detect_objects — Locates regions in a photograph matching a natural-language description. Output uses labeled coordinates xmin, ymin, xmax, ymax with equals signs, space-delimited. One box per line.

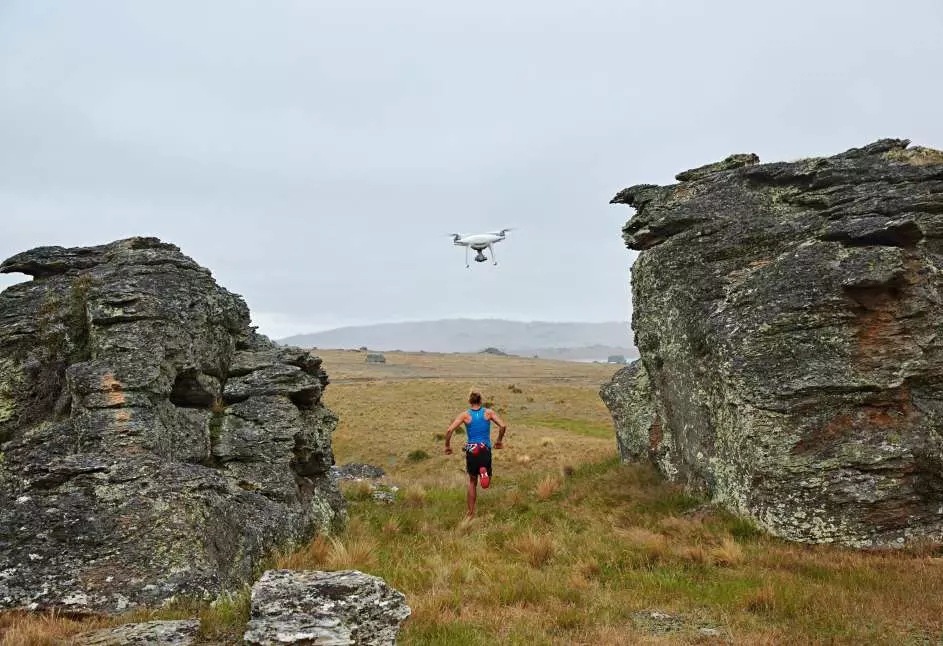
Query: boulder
xmin=330 ymin=463 xmax=386 ymax=481
xmin=74 ymin=620 xmax=200 ymax=645
xmin=600 ymin=360 xmax=659 ymax=465
xmin=0 ymin=237 xmax=345 ymax=612
xmin=604 ymin=139 xmax=943 ymax=547
xmin=243 ymin=569 xmax=411 ymax=645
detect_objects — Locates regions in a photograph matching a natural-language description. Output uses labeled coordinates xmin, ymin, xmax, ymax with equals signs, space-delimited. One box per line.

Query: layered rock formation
xmin=602 ymin=139 xmax=943 ymax=547
xmin=0 ymin=237 xmax=345 ymax=612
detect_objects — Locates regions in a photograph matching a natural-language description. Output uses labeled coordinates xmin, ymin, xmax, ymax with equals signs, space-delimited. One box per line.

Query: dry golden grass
xmin=511 ymin=532 xmax=556 ymax=568
xmin=535 ymin=474 xmax=563 ymax=501
xmin=7 ymin=351 xmax=943 ymax=645
xmin=0 ymin=612 xmax=108 ymax=646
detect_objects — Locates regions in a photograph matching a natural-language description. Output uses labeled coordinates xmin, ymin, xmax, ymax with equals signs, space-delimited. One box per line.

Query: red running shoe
xmin=479 ymin=466 xmax=490 ymax=489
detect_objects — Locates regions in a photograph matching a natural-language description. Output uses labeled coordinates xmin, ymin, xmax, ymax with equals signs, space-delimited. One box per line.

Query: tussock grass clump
xmin=404 ymin=485 xmax=428 ymax=507
xmin=512 ymin=532 xmax=556 ymax=568
xmin=406 ymin=449 xmax=430 ymax=462
xmin=535 ymin=474 xmax=562 ymax=501
xmin=276 ymin=534 xmax=331 ymax=569
xmin=710 ymin=536 xmax=745 ymax=566
xmin=326 ymin=536 xmax=378 ymax=571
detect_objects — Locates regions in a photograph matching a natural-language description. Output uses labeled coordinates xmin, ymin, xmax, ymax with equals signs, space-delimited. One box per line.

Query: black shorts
xmin=464 ymin=445 xmax=493 ymax=477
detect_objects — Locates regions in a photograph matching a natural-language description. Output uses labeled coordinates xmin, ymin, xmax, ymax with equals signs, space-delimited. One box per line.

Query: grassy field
xmin=3 ymin=350 xmax=943 ymax=645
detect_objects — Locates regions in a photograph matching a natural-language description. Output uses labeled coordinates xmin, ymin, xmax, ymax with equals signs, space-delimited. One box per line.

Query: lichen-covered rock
xmin=599 ymin=361 xmax=659 ymax=463
xmin=0 ymin=237 xmax=345 ymax=612
xmin=74 ymin=620 xmax=200 ymax=645
xmin=243 ymin=569 xmax=410 ymax=645
xmin=605 ymin=139 xmax=943 ymax=547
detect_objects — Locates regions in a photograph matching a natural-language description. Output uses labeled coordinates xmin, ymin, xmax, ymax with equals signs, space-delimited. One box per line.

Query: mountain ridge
xmin=279 ymin=318 xmax=636 ymax=360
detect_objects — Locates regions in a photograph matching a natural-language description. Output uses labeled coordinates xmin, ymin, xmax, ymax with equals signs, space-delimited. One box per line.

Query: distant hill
xmin=279 ymin=319 xmax=636 ymax=361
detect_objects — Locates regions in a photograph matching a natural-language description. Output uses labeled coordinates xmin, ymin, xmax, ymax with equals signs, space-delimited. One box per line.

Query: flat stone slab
xmin=75 ymin=620 xmax=200 ymax=645
xmin=244 ymin=570 xmax=410 ymax=646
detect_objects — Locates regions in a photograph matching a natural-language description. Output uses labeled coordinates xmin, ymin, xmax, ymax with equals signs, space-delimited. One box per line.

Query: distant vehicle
xmin=449 ymin=229 xmax=512 ymax=268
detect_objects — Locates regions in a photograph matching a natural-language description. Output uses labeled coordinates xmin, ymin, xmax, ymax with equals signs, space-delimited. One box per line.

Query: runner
xmin=444 ymin=390 xmax=508 ymax=517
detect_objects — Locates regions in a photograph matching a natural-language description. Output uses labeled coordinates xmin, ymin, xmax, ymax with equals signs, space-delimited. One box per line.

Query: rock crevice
xmin=602 ymin=140 xmax=943 ymax=547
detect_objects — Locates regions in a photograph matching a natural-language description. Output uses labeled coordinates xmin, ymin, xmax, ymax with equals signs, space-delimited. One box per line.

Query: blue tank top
xmin=466 ymin=408 xmax=491 ymax=447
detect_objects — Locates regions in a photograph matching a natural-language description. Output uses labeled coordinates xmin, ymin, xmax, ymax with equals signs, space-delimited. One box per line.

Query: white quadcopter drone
xmin=449 ymin=229 xmax=512 ymax=268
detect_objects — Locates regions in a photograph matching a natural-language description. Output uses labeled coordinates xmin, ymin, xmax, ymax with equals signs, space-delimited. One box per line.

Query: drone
xmin=449 ymin=229 xmax=512 ymax=268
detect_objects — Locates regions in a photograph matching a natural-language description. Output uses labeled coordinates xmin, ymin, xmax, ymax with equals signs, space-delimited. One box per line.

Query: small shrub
xmin=407 ymin=449 xmax=430 ymax=462
xmin=561 ymin=465 xmax=575 ymax=478
xmin=541 ymin=437 xmax=556 ymax=448
xmin=432 ymin=432 xmax=446 ymax=441
xmin=508 ymin=384 xmax=523 ymax=394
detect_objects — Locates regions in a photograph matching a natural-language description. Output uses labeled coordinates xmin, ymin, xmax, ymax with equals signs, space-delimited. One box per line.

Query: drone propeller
xmin=489 ymin=228 xmax=514 ymax=236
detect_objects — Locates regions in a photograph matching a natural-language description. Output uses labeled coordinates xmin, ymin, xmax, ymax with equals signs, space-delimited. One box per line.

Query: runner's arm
xmin=488 ymin=410 xmax=508 ymax=448
xmin=444 ymin=413 xmax=467 ymax=454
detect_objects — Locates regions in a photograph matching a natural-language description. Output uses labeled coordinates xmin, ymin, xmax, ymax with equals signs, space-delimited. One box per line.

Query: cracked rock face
xmin=603 ymin=139 xmax=943 ymax=547
xmin=0 ymin=237 xmax=345 ymax=612
xmin=244 ymin=569 xmax=411 ymax=646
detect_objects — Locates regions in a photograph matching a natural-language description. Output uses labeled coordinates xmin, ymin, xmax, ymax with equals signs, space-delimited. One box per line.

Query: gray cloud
xmin=2 ymin=1 xmax=941 ymax=337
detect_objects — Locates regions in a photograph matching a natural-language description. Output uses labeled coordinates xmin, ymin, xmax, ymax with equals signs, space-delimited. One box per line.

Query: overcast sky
xmin=1 ymin=1 xmax=941 ymax=338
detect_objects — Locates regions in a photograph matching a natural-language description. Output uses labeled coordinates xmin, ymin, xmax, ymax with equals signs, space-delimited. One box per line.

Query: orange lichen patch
xmin=100 ymin=373 xmax=126 ymax=407
xmin=855 ymin=307 xmax=904 ymax=353
xmin=794 ymin=387 xmax=915 ymax=455
xmin=648 ymin=415 xmax=663 ymax=452
xmin=791 ymin=414 xmax=854 ymax=455
xmin=865 ymin=498 xmax=919 ymax=530
xmin=849 ymin=257 xmax=924 ymax=367
xmin=113 ymin=409 xmax=132 ymax=433
xmin=863 ymin=387 xmax=913 ymax=429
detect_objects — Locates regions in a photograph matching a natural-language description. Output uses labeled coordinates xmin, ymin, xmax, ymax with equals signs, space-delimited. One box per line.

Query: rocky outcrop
xmin=243 ymin=570 xmax=411 ymax=645
xmin=603 ymin=139 xmax=943 ymax=547
xmin=0 ymin=238 xmax=345 ymax=612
